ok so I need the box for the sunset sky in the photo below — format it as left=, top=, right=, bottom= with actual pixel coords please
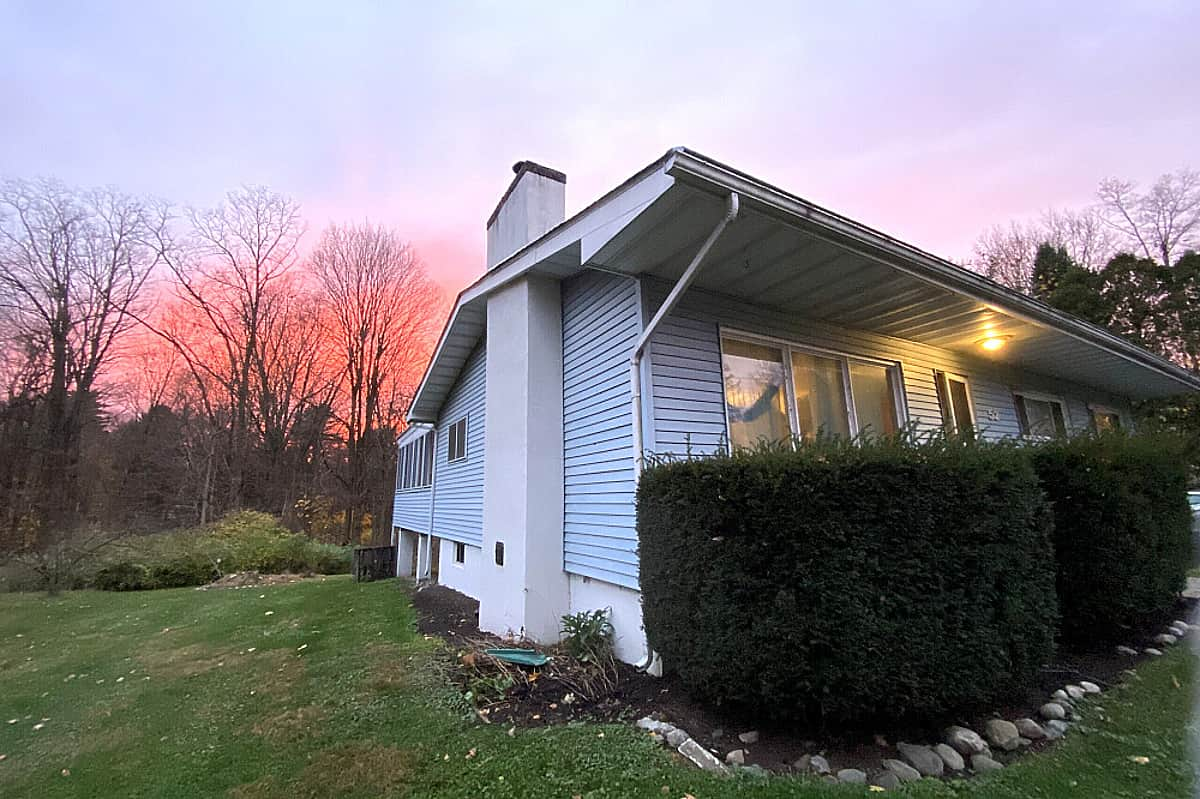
left=2, top=1, right=1197, bottom=300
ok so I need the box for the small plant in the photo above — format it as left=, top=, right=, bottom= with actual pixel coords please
left=560, top=608, right=615, bottom=665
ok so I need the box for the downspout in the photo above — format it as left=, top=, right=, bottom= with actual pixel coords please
left=629, top=191, right=739, bottom=672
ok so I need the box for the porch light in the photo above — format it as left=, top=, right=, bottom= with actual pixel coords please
left=977, top=335, right=1011, bottom=352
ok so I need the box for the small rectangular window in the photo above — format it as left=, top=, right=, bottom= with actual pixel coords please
left=1090, top=407, right=1122, bottom=433
left=453, top=542, right=465, bottom=564
left=447, top=417, right=468, bottom=462
left=934, top=371, right=975, bottom=440
left=1014, top=393, right=1067, bottom=438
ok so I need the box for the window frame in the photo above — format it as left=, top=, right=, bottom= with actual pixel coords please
left=933, top=370, right=976, bottom=438
left=453, top=541, right=466, bottom=565
left=718, top=328, right=908, bottom=447
left=446, top=416, right=468, bottom=463
left=1088, top=403, right=1124, bottom=433
left=395, top=429, right=435, bottom=492
left=1012, top=390, right=1069, bottom=439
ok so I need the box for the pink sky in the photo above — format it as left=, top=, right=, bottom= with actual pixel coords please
left=3, top=2, right=1197, bottom=301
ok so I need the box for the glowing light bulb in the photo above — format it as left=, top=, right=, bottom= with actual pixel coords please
left=978, top=336, right=1008, bottom=351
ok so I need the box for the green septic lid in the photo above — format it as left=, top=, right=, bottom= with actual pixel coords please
left=484, top=648, right=549, bottom=667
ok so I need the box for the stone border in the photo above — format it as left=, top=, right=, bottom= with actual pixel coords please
left=635, top=620, right=1193, bottom=788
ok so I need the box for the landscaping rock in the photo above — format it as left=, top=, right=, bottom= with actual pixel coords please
left=836, top=768, right=867, bottom=784
left=1174, top=619, right=1190, bottom=629
left=1154, top=633, right=1177, bottom=646
left=1014, top=718, right=1047, bottom=740
left=945, top=725, right=988, bottom=755
left=1040, top=702, right=1067, bottom=721
left=725, top=749, right=745, bottom=765
left=1045, top=720, right=1070, bottom=737
left=678, top=738, right=728, bottom=775
left=666, top=728, right=689, bottom=747
left=897, top=742, right=944, bottom=776
left=1064, top=685, right=1085, bottom=700
left=984, top=719, right=1021, bottom=751
left=1169, top=624, right=1188, bottom=637
left=1051, top=689, right=1072, bottom=703
left=971, top=754, right=1003, bottom=773
left=1144, top=647, right=1164, bottom=656
left=934, top=743, right=965, bottom=771
left=882, top=759, right=921, bottom=782
left=636, top=717, right=662, bottom=732
left=741, top=764, right=769, bottom=779
left=1079, top=681, right=1101, bottom=694
left=871, top=771, right=901, bottom=790
left=792, top=754, right=811, bottom=772
left=809, top=754, right=831, bottom=775
left=1116, top=645, right=1139, bottom=656
left=738, top=730, right=759, bottom=745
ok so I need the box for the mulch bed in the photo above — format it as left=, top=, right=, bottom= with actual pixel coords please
left=413, top=584, right=1195, bottom=775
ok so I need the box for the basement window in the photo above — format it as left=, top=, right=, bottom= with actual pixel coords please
left=447, top=417, right=468, bottom=462
left=453, top=542, right=465, bottom=564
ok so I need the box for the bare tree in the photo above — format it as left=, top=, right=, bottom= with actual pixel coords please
left=1098, top=169, right=1200, bottom=266
left=1040, top=207, right=1118, bottom=271
left=308, top=223, right=444, bottom=543
left=972, top=220, right=1041, bottom=293
left=972, top=207, right=1119, bottom=295
left=0, top=179, right=164, bottom=538
left=157, top=186, right=304, bottom=510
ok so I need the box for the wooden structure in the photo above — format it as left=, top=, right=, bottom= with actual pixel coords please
left=352, top=544, right=396, bottom=582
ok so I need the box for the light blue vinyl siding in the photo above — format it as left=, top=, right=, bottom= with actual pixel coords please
left=392, top=486, right=430, bottom=533
left=432, top=342, right=486, bottom=547
left=642, top=279, right=1133, bottom=455
left=562, top=271, right=641, bottom=589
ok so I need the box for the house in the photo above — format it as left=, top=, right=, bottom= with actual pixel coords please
left=392, top=148, right=1200, bottom=665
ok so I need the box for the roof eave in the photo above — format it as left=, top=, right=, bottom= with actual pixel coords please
left=666, top=149, right=1200, bottom=396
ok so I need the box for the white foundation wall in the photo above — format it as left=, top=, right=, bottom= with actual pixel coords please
left=568, top=574, right=646, bottom=664
left=437, top=540, right=483, bottom=599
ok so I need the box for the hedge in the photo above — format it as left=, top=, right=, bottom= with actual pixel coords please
left=637, top=438, right=1058, bottom=727
left=1032, top=432, right=1192, bottom=649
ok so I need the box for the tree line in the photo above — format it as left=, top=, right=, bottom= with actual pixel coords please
left=0, top=179, right=445, bottom=559
left=970, top=167, right=1200, bottom=442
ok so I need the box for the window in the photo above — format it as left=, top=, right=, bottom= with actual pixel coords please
left=721, top=339, right=791, bottom=447
left=453, top=541, right=466, bottom=564
left=1090, top=406, right=1122, bottom=433
left=720, top=334, right=904, bottom=449
left=395, top=430, right=435, bottom=490
left=447, top=417, right=468, bottom=462
left=934, top=371, right=975, bottom=439
left=1014, top=393, right=1067, bottom=438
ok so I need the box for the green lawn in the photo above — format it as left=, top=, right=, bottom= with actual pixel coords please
left=0, top=577, right=1194, bottom=798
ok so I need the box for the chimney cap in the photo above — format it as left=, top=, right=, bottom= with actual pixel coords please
left=487, top=160, right=567, bottom=229
left=512, top=160, right=566, bottom=183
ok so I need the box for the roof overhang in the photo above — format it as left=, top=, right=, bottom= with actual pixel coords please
left=409, top=147, right=1199, bottom=422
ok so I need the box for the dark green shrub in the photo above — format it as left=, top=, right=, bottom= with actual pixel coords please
left=93, top=561, right=153, bottom=591
left=1032, top=432, right=1192, bottom=649
left=638, top=437, right=1057, bottom=727
left=149, top=555, right=218, bottom=588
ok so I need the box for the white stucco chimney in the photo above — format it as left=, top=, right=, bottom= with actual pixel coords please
left=485, top=160, right=566, bottom=270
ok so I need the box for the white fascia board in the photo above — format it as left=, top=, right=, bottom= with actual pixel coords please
left=406, top=151, right=679, bottom=424
left=667, top=149, right=1200, bottom=395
